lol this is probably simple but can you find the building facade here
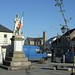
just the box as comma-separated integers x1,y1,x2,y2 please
25,32,47,46
25,37,43,46
51,28,75,62
0,24,13,63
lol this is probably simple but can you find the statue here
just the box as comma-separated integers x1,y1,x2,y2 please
13,14,23,35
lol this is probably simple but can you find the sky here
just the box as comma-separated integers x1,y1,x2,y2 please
0,0,75,39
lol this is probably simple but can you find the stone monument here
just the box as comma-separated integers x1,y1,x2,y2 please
2,14,31,70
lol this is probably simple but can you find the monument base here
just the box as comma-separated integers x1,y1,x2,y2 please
0,35,31,70
1,51,31,70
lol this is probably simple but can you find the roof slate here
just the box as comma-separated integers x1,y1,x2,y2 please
27,37,43,41
0,24,13,33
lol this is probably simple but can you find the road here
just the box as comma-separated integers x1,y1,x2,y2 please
0,59,72,75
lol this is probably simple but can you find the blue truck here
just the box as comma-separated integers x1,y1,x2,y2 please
23,45,47,62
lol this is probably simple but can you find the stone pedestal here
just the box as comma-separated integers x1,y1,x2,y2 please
1,35,31,70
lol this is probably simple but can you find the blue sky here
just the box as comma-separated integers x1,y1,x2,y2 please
0,0,75,39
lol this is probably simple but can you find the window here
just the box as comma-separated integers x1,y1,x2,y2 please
4,34,7,42
4,34,7,38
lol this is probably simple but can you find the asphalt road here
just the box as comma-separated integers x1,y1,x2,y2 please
0,60,72,75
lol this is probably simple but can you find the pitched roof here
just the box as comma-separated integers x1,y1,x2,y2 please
63,28,75,36
27,37,43,41
0,24,13,33
51,28,75,44
45,36,57,44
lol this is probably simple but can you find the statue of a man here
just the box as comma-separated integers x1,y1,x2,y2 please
13,14,23,35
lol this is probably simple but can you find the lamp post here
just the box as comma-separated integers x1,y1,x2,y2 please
60,25,67,63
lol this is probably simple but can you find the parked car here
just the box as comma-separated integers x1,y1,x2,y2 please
46,51,52,58
23,45,47,62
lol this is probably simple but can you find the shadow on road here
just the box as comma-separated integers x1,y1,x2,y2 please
41,67,68,71
41,68,53,70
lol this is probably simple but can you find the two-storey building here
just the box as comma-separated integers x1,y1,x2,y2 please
0,24,13,63
25,32,47,46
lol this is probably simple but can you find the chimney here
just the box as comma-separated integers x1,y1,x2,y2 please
43,31,46,44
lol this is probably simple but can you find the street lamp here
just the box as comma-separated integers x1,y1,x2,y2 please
60,25,67,63
61,25,67,33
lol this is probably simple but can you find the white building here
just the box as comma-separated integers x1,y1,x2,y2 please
0,24,13,64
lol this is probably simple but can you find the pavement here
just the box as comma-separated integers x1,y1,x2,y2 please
0,58,73,75
0,62,72,75
0,66,71,75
